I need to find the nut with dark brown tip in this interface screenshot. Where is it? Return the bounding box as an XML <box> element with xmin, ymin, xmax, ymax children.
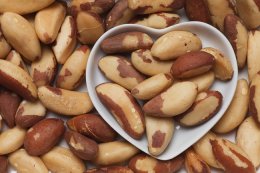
<box><xmin>101</xmin><ymin>31</ymin><xmax>153</xmax><ymax>54</ymax></box>
<box><xmin>67</xmin><ymin>114</ymin><xmax>117</xmax><ymax>142</ymax></box>
<box><xmin>24</xmin><ymin>118</ymin><xmax>65</xmax><ymax>156</ymax></box>
<box><xmin>65</xmin><ymin>130</ymin><xmax>98</xmax><ymax>161</ymax></box>
<box><xmin>6</xmin><ymin>50</ymin><xmax>28</xmax><ymax>73</ymax></box>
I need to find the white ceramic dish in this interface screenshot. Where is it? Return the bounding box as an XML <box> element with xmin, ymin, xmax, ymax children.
<box><xmin>86</xmin><ymin>21</ymin><xmax>238</xmax><ymax>160</ymax></box>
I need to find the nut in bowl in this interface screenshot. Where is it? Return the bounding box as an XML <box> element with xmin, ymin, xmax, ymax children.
<box><xmin>86</xmin><ymin>22</ymin><xmax>238</xmax><ymax>160</ymax></box>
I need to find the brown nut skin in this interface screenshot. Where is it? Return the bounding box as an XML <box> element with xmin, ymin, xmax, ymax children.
<box><xmin>0</xmin><ymin>30</ymin><xmax>11</xmax><ymax>59</ymax></box>
<box><xmin>56</xmin><ymin>45</ymin><xmax>90</xmax><ymax>90</ymax></box>
<box><xmin>129</xmin><ymin>154</ymin><xmax>184</xmax><ymax>173</ymax></box>
<box><xmin>69</xmin><ymin>0</ymin><xmax>115</xmax><ymax>15</ymax></box>
<box><xmin>15</xmin><ymin>100</ymin><xmax>46</xmax><ymax>128</ymax></box>
<box><xmin>101</xmin><ymin>31</ymin><xmax>153</xmax><ymax>54</ymax></box>
<box><xmin>98</xmin><ymin>56</ymin><xmax>146</xmax><ymax>90</ymax></box>
<box><xmin>105</xmin><ymin>0</ymin><xmax>135</xmax><ymax>30</ymax></box>
<box><xmin>96</xmin><ymin>83</ymin><xmax>145</xmax><ymax>139</ymax></box>
<box><xmin>177</xmin><ymin>90</ymin><xmax>223</xmax><ymax>127</ymax></box>
<box><xmin>210</xmin><ymin>138</ymin><xmax>256</xmax><ymax>173</ymax></box>
<box><xmin>76</xmin><ymin>11</ymin><xmax>105</xmax><ymax>45</ymax></box>
<box><xmin>236</xmin><ymin>0</ymin><xmax>260</xmax><ymax>29</ymax></box>
<box><xmin>24</xmin><ymin>118</ymin><xmax>65</xmax><ymax>156</ymax></box>
<box><xmin>184</xmin><ymin>0</ymin><xmax>211</xmax><ymax>24</ymax></box>
<box><xmin>127</xmin><ymin>0</ymin><xmax>185</xmax><ymax>14</ymax></box>
<box><xmin>6</xmin><ymin>50</ymin><xmax>28</xmax><ymax>73</ymax></box>
<box><xmin>131</xmin><ymin>49</ymin><xmax>174</xmax><ymax>76</ymax></box>
<box><xmin>224</xmin><ymin>14</ymin><xmax>248</xmax><ymax>69</ymax></box>
<box><xmin>0</xmin><ymin>60</ymin><xmax>38</xmax><ymax>101</ymax></box>
<box><xmin>0</xmin><ymin>156</ymin><xmax>8</xmax><ymax>173</ymax></box>
<box><xmin>52</xmin><ymin>16</ymin><xmax>77</xmax><ymax>64</ymax></box>
<box><xmin>0</xmin><ymin>0</ymin><xmax>55</xmax><ymax>15</ymax></box>
<box><xmin>65</xmin><ymin>130</ymin><xmax>98</xmax><ymax>161</ymax></box>
<box><xmin>35</xmin><ymin>2</ymin><xmax>66</xmax><ymax>44</ymax></box>
<box><xmin>31</xmin><ymin>46</ymin><xmax>57</xmax><ymax>87</ymax></box>
<box><xmin>0</xmin><ymin>90</ymin><xmax>21</xmax><ymax>128</ymax></box>
<box><xmin>171</xmin><ymin>51</ymin><xmax>215</xmax><ymax>79</ymax></box>
<box><xmin>130</xmin><ymin>13</ymin><xmax>180</xmax><ymax>29</ymax></box>
<box><xmin>249</xmin><ymin>72</ymin><xmax>260</xmax><ymax>124</ymax></box>
<box><xmin>85</xmin><ymin>166</ymin><xmax>134</xmax><ymax>173</ymax></box>
<box><xmin>185</xmin><ymin>149</ymin><xmax>211</xmax><ymax>173</ymax></box>
<box><xmin>1</xmin><ymin>12</ymin><xmax>41</xmax><ymax>62</ymax></box>
<box><xmin>67</xmin><ymin>114</ymin><xmax>117</xmax><ymax>142</ymax></box>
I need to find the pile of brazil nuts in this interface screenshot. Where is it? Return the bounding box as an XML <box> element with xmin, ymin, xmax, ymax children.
<box><xmin>97</xmin><ymin>29</ymin><xmax>234</xmax><ymax>155</ymax></box>
<box><xmin>0</xmin><ymin>0</ymin><xmax>259</xmax><ymax>173</ymax></box>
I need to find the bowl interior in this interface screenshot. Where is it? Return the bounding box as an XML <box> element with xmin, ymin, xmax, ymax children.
<box><xmin>86</xmin><ymin>22</ymin><xmax>238</xmax><ymax>160</ymax></box>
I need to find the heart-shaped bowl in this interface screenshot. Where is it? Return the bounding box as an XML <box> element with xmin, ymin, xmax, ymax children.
<box><xmin>86</xmin><ymin>22</ymin><xmax>238</xmax><ymax>160</ymax></box>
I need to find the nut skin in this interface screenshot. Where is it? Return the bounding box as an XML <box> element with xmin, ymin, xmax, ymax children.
<box><xmin>143</xmin><ymin>81</ymin><xmax>198</xmax><ymax>117</ymax></box>
<box><xmin>15</xmin><ymin>100</ymin><xmax>46</xmax><ymax>128</ymax></box>
<box><xmin>151</xmin><ymin>31</ymin><xmax>202</xmax><ymax>60</ymax></box>
<box><xmin>249</xmin><ymin>72</ymin><xmax>260</xmax><ymax>124</ymax></box>
<box><xmin>224</xmin><ymin>14</ymin><xmax>248</xmax><ymax>69</ymax></box>
<box><xmin>52</xmin><ymin>16</ymin><xmax>77</xmax><ymax>64</ymax></box>
<box><xmin>0</xmin><ymin>156</ymin><xmax>8</xmax><ymax>173</ymax></box>
<box><xmin>31</xmin><ymin>46</ymin><xmax>57</xmax><ymax>87</ymax></box>
<box><xmin>0</xmin><ymin>0</ymin><xmax>54</xmax><ymax>14</ymax></box>
<box><xmin>94</xmin><ymin>141</ymin><xmax>139</xmax><ymax>166</ymax></box>
<box><xmin>130</xmin><ymin>13</ymin><xmax>180</xmax><ymax>29</ymax></box>
<box><xmin>67</xmin><ymin>114</ymin><xmax>117</xmax><ymax>142</ymax></box>
<box><xmin>69</xmin><ymin>0</ymin><xmax>115</xmax><ymax>15</ymax></box>
<box><xmin>76</xmin><ymin>11</ymin><xmax>105</xmax><ymax>45</ymax></box>
<box><xmin>185</xmin><ymin>149</ymin><xmax>211</xmax><ymax>173</ymax></box>
<box><xmin>0</xmin><ymin>126</ymin><xmax>26</xmax><ymax>155</ymax></box>
<box><xmin>236</xmin><ymin>116</ymin><xmax>260</xmax><ymax>167</ymax></box>
<box><xmin>171</xmin><ymin>51</ymin><xmax>215</xmax><ymax>79</ymax></box>
<box><xmin>35</xmin><ymin>2</ymin><xmax>66</xmax><ymax>44</ymax></box>
<box><xmin>177</xmin><ymin>90</ymin><xmax>223</xmax><ymax>127</ymax></box>
<box><xmin>201</xmin><ymin>47</ymin><xmax>233</xmax><ymax>81</ymax></box>
<box><xmin>128</xmin><ymin>154</ymin><xmax>184</xmax><ymax>173</ymax></box>
<box><xmin>38</xmin><ymin>86</ymin><xmax>93</xmax><ymax>116</ymax></box>
<box><xmin>99</xmin><ymin>56</ymin><xmax>146</xmax><ymax>90</ymax></box>
<box><xmin>210</xmin><ymin>138</ymin><xmax>256</xmax><ymax>173</ymax></box>
<box><xmin>65</xmin><ymin>130</ymin><xmax>99</xmax><ymax>161</ymax></box>
<box><xmin>247</xmin><ymin>31</ymin><xmax>260</xmax><ymax>81</ymax></box>
<box><xmin>213</xmin><ymin>79</ymin><xmax>249</xmax><ymax>133</ymax></box>
<box><xmin>0</xmin><ymin>90</ymin><xmax>21</xmax><ymax>128</ymax></box>
<box><xmin>41</xmin><ymin>146</ymin><xmax>86</xmax><ymax>173</ymax></box>
<box><xmin>105</xmin><ymin>0</ymin><xmax>135</xmax><ymax>30</ymax></box>
<box><xmin>85</xmin><ymin>166</ymin><xmax>134</xmax><ymax>173</ymax></box>
<box><xmin>1</xmin><ymin>12</ymin><xmax>41</xmax><ymax>62</ymax></box>
<box><xmin>56</xmin><ymin>45</ymin><xmax>90</xmax><ymax>90</ymax></box>
<box><xmin>9</xmin><ymin>149</ymin><xmax>48</xmax><ymax>173</ymax></box>
<box><xmin>0</xmin><ymin>59</ymin><xmax>38</xmax><ymax>101</ymax></box>
<box><xmin>184</xmin><ymin>0</ymin><xmax>211</xmax><ymax>24</ymax></box>
<box><xmin>101</xmin><ymin>31</ymin><xmax>153</xmax><ymax>54</ymax></box>
<box><xmin>131</xmin><ymin>49</ymin><xmax>174</xmax><ymax>76</ymax></box>
<box><xmin>24</xmin><ymin>118</ymin><xmax>65</xmax><ymax>156</ymax></box>
<box><xmin>96</xmin><ymin>83</ymin><xmax>145</xmax><ymax>139</ymax></box>
<box><xmin>127</xmin><ymin>0</ymin><xmax>185</xmax><ymax>14</ymax></box>
<box><xmin>236</xmin><ymin>0</ymin><xmax>260</xmax><ymax>29</ymax></box>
